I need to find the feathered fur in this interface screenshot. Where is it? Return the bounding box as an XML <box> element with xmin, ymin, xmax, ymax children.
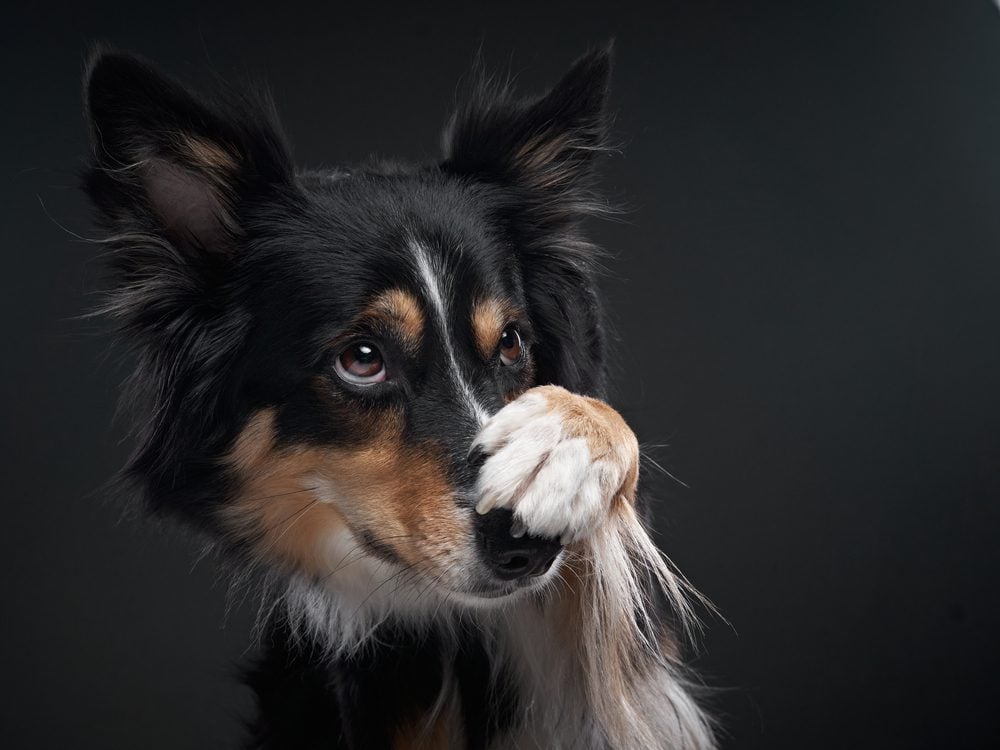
<box><xmin>82</xmin><ymin>45</ymin><xmax>717</xmax><ymax>749</ymax></box>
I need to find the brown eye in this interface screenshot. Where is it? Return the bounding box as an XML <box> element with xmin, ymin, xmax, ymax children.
<box><xmin>498</xmin><ymin>325</ymin><xmax>522</xmax><ymax>366</ymax></box>
<box><xmin>335</xmin><ymin>342</ymin><xmax>386</xmax><ymax>385</ymax></box>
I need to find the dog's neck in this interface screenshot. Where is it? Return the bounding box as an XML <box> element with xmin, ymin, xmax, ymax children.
<box><xmin>250</xmin><ymin>552</ymin><xmax>715</xmax><ymax>750</ymax></box>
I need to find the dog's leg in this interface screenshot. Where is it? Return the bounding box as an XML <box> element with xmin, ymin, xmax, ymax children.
<box><xmin>474</xmin><ymin>386</ymin><xmax>715</xmax><ymax>749</ymax></box>
<box><xmin>473</xmin><ymin>385</ymin><xmax>639</xmax><ymax>545</ymax></box>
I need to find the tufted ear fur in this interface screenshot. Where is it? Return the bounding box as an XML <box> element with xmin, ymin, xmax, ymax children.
<box><xmin>442</xmin><ymin>47</ymin><xmax>615</xmax><ymax>397</ymax></box>
<box><xmin>441</xmin><ymin>46</ymin><xmax>613</xmax><ymax>222</ymax></box>
<box><xmin>82</xmin><ymin>49</ymin><xmax>296</xmax><ymax>519</ymax></box>
<box><xmin>84</xmin><ymin>49</ymin><xmax>293</xmax><ymax>254</ymax></box>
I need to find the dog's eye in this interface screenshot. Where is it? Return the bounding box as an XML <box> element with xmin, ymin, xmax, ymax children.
<box><xmin>335</xmin><ymin>342</ymin><xmax>386</xmax><ymax>385</ymax></box>
<box><xmin>499</xmin><ymin>325</ymin><xmax>523</xmax><ymax>366</ymax></box>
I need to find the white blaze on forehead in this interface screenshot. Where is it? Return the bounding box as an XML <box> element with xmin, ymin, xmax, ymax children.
<box><xmin>411</xmin><ymin>240</ymin><xmax>490</xmax><ymax>426</ymax></box>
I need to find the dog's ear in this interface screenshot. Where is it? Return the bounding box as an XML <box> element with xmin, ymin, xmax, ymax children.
<box><xmin>84</xmin><ymin>49</ymin><xmax>293</xmax><ymax>254</ymax></box>
<box><xmin>441</xmin><ymin>46</ymin><xmax>612</xmax><ymax>214</ymax></box>
<box><xmin>442</xmin><ymin>47</ymin><xmax>614</xmax><ymax>397</ymax></box>
<box><xmin>82</xmin><ymin>51</ymin><xmax>297</xmax><ymax>500</ymax></box>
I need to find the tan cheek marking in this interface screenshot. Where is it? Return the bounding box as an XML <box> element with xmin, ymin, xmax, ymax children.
<box><xmin>366</xmin><ymin>288</ymin><xmax>424</xmax><ymax>354</ymax></box>
<box><xmin>316</xmin><ymin>443</ymin><xmax>463</xmax><ymax>575</ymax></box>
<box><xmin>536</xmin><ymin>385</ymin><xmax>641</xmax><ymax>503</ymax></box>
<box><xmin>224</xmin><ymin>407</ymin><xmax>465</xmax><ymax>578</ymax></box>
<box><xmin>223</xmin><ymin>409</ymin><xmax>348</xmax><ymax>574</ymax></box>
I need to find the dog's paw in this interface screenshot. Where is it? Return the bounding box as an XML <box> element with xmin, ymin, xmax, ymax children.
<box><xmin>473</xmin><ymin>385</ymin><xmax>639</xmax><ymax>545</ymax></box>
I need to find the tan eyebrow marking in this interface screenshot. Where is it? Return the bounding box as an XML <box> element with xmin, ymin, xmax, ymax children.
<box><xmin>357</xmin><ymin>288</ymin><xmax>425</xmax><ymax>354</ymax></box>
<box><xmin>471</xmin><ymin>296</ymin><xmax>522</xmax><ymax>360</ymax></box>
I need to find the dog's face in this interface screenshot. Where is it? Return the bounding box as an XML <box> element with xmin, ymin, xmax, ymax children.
<box><xmin>219</xmin><ymin>180</ymin><xmax>547</xmax><ymax>600</ymax></box>
<box><xmin>84</xmin><ymin>49</ymin><xmax>611</xmax><ymax>602</ymax></box>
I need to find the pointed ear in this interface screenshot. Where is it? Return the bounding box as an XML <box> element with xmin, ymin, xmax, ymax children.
<box><xmin>442</xmin><ymin>49</ymin><xmax>615</xmax><ymax>397</ymax></box>
<box><xmin>441</xmin><ymin>47</ymin><xmax>613</xmax><ymax>205</ymax></box>
<box><xmin>83</xmin><ymin>49</ymin><xmax>293</xmax><ymax>252</ymax></box>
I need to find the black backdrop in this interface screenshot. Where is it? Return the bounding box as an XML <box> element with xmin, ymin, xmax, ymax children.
<box><xmin>3</xmin><ymin>1</ymin><xmax>999</xmax><ymax>748</ymax></box>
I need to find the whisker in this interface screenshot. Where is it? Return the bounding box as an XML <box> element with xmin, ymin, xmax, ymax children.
<box><xmin>349</xmin><ymin>563</ymin><xmax>424</xmax><ymax>618</ymax></box>
<box><xmin>640</xmin><ymin>451</ymin><xmax>690</xmax><ymax>489</ymax></box>
<box><xmin>318</xmin><ymin>533</ymin><xmax>420</xmax><ymax>583</ymax></box>
<box><xmin>240</xmin><ymin>485</ymin><xmax>320</xmax><ymax>505</ymax></box>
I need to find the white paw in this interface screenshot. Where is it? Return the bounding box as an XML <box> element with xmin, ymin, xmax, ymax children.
<box><xmin>473</xmin><ymin>386</ymin><xmax>639</xmax><ymax>545</ymax></box>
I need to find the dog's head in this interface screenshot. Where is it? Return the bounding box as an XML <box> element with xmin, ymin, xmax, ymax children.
<box><xmin>83</xmin><ymin>48</ymin><xmax>612</xmax><ymax>605</ymax></box>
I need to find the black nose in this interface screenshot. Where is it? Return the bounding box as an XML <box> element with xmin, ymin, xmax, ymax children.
<box><xmin>476</xmin><ymin>509</ymin><xmax>562</xmax><ymax>581</ymax></box>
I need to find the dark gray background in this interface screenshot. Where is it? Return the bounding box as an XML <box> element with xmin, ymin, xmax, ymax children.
<box><xmin>3</xmin><ymin>1</ymin><xmax>999</xmax><ymax>747</ymax></box>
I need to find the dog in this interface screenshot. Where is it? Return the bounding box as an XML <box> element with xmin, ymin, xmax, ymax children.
<box><xmin>82</xmin><ymin>44</ymin><xmax>716</xmax><ymax>749</ymax></box>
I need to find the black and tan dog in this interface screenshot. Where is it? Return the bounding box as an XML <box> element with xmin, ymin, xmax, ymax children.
<box><xmin>82</xmin><ymin>45</ymin><xmax>715</xmax><ymax>749</ymax></box>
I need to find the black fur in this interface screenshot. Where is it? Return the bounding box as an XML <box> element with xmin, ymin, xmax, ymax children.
<box><xmin>245</xmin><ymin>621</ymin><xmax>518</xmax><ymax>750</ymax></box>
<box><xmin>84</xmin><ymin>45</ymin><xmax>621</xmax><ymax>748</ymax></box>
